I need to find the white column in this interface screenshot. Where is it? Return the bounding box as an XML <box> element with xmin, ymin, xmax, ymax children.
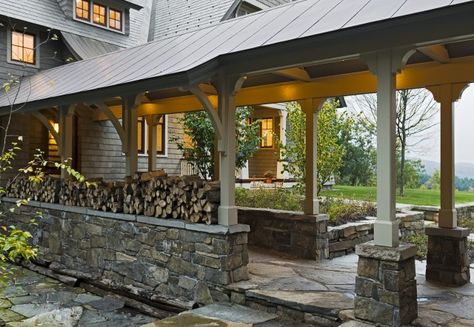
<box><xmin>428</xmin><ymin>84</ymin><xmax>468</xmax><ymax>228</ymax></box>
<box><xmin>59</xmin><ymin>105</ymin><xmax>75</xmax><ymax>179</ymax></box>
<box><xmin>374</xmin><ymin>52</ymin><xmax>399</xmax><ymax>247</ymax></box>
<box><xmin>217</xmin><ymin>77</ymin><xmax>238</xmax><ymax>226</ymax></box>
<box><xmin>123</xmin><ymin>96</ymin><xmax>138</xmax><ymax>176</ymax></box>
<box><xmin>146</xmin><ymin>115</ymin><xmax>158</xmax><ymax>172</ymax></box>
<box><xmin>299</xmin><ymin>98</ymin><xmax>324</xmax><ymax>215</ymax></box>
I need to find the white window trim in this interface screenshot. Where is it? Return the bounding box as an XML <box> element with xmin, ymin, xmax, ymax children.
<box><xmin>72</xmin><ymin>0</ymin><xmax>125</xmax><ymax>34</ymax></box>
<box><xmin>7</xmin><ymin>30</ymin><xmax>40</xmax><ymax>68</ymax></box>
<box><xmin>137</xmin><ymin>115</ymin><xmax>169</xmax><ymax>158</ymax></box>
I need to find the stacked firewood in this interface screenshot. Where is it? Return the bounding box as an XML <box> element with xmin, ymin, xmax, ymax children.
<box><xmin>59</xmin><ymin>179</ymin><xmax>90</xmax><ymax>207</ymax></box>
<box><xmin>4</xmin><ymin>176</ymin><xmax>37</xmax><ymax>199</ymax></box>
<box><xmin>4</xmin><ymin>171</ymin><xmax>220</xmax><ymax>224</ymax></box>
<box><xmin>35</xmin><ymin>175</ymin><xmax>61</xmax><ymax>203</ymax></box>
<box><xmin>87</xmin><ymin>181</ymin><xmax>124</xmax><ymax>213</ymax></box>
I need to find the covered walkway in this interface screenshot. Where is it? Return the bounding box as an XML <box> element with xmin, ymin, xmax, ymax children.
<box><xmin>2</xmin><ymin>0</ymin><xmax>474</xmax><ymax>325</ymax></box>
<box><xmin>228</xmin><ymin>247</ymin><xmax>474</xmax><ymax>326</ymax></box>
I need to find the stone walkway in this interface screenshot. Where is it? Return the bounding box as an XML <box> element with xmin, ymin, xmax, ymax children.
<box><xmin>227</xmin><ymin>247</ymin><xmax>474</xmax><ymax>326</ymax></box>
<box><xmin>0</xmin><ymin>265</ymin><xmax>156</xmax><ymax>326</ymax></box>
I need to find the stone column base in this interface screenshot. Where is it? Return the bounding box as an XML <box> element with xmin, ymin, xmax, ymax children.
<box><xmin>425</xmin><ymin>226</ymin><xmax>470</xmax><ymax>286</ymax></box>
<box><xmin>354</xmin><ymin>242</ymin><xmax>418</xmax><ymax>327</ymax></box>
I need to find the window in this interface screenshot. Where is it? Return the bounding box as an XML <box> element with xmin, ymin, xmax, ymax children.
<box><xmin>109</xmin><ymin>8</ymin><xmax>122</xmax><ymax>31</ymax></box>
<box><xmin>93</xmin><ymin>3</ymin><xmax>107</xmax><ymax>26</ymax></box>
<box><xmin>137</xmin><ymin>117</ymin><xmax>145</xmax><ymax>154</ymax></box>
<box><xmin>259</xmin><ymin>118</ymin><xmax>274</xmax><ymax>148</ymax></box>
<box><xmin>156</xmin><ymin>116</ymin><xmax>166</xmax><ymax>155</ymax></box>
<box><xmin>137</xmin><ymin>116</ymin><xmax>167</xmax><ymax>155</ymax></box>
<box><xmin>11</xmin><ymin>31</ymin><xmax>36</xmax><ymax>65</ymax></box>
<box><xmin>76</xmin><ymin>0</ymin><xmax>90</xmax><ymax>21</ymax></box>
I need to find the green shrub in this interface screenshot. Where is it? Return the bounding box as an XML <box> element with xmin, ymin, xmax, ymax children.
<box><xmin>235</xmin><ymin>188</ymin><xmax>376</xmax><ymax>226</ymax></box>
<box><xmin>235</xmin><ymin>187</ymin><xmax>303</xmax><ymax>211</ymax></box>
<box><xmin>401</xmin><ymin>233</ymin><xmax>428</xmax><ymax>259</ymax></box>
<box><xmin>459</xmin><ymin>218</ymin><xmax>474</xmax><ymax>232</ymax></box>
<box><xmin>319</xmin><ymin>197</ymin><xmax>376</xmax><ymax>226</ymax></box>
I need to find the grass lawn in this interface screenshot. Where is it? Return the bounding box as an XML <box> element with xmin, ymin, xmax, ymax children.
<box><xmin>321</xmin><ymin>185</ymin><xmax>474</xmax><ymax>206</ymax></box>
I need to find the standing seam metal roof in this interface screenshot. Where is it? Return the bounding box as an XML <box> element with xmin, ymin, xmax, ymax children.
<box><xmin>1</xmin><ymin>0</ymin><xmax>472</xmax><ymax>108</ymax></box>
<box><xmin>0</xmin><ymin>0</ymin><xmax>152</xmax><ymax>48</ymax></box>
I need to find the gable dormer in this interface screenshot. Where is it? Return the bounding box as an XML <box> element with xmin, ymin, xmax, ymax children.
<box><xmin>65</xmin><ymin>0</ymin><xmax>143</xmax><ymax>34</ymax></box>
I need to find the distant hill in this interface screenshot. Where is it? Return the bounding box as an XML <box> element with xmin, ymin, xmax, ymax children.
<box><xmin>418</xmin><ymin>160</ymin><xmax>474</xmax><ymax>179</ymax></box>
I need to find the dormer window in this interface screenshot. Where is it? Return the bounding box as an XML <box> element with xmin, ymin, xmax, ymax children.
<box><xmin>11</xmin><ymin>31</ymin><xmax>36</xmax><ymax>65</ymax></box>
<box><xmin>75</xmin><ymin>0</ymin><xmax>90</xmax><ymax>21</ymax></box>
<box><xmin>93</xmin><ymin>3</ymin><xmax>107</xmax><ymax>26</ymax></box>
<box><xmin>109</xmin><ymin>8</ymin><xmax>122</xmax><ymax>31</ymax></box>
<box><xmin>74</xmin><ymin>1</ymin><xmax>124</xmax><ymax>33</ymax></box>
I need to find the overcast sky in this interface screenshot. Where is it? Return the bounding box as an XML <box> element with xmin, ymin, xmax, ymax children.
<box><xmin>345</xmin><ymin>83</ymin><xmax>474</xmax><ymax>164</ymax></box>
<box><xmin>415</xmin><ymin>84</ymin><xmax>474</xmax><ymax>164</ymax></box>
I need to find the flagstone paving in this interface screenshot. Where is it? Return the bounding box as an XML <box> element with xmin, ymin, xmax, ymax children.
<box><xmin>0</xmin><ymin>265</ymin><xmax>156</xmax><ymax>327</ymax></box>
<box><xmin>226</xmin><ymin>247</ymin><xmax>474</xmax><ymax>326</ymax></box>
<box><xmin>2</xmin><ymin>249</ymin><xmax>474</xmax><ymax>326</ymax></box>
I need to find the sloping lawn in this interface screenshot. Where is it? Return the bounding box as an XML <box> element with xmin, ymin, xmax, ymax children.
<box><xmin>322</xmin><ymin>185</ymin><xmax>474</xmax><ymax>206</ymax></box>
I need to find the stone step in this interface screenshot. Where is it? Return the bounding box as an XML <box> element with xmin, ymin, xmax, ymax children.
<box><xmin>245</xmin><ymin>289</ymin><xmax>354</xmax><ymax>319</ymax></box>
<box><xmin>143</xmin><ymin>303</ymin><xmax>278</xmax><ymax>326</ymax></box>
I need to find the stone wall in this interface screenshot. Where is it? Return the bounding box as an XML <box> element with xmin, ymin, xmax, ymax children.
<box><xmin>328</xmin><ymin>220</ymin><xmax>374</xmax><ymax>259</ymax></box>
<box><xmin>413</xmin><ymin>203</ymin><xmax>474</xmax><ymax>223</ymax></box>
<box><xmin>1</xmin><ymin>198</ymin><xmax>249</xmax><ymax>307</ymax></box>
<box><xmin>237</xmin><ymin>207</ymin><xmax>329</xmax><ymax>260</ymax></box>
<box><xmin>328</xmin><ymin>211</ymin><xmax>425</xmax><ymax>258</ymax></box>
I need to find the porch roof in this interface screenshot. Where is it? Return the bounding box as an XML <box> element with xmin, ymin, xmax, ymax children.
<box><xmin>1</xmin><ymin>0</ymin><xmax>474</xmax><ymax>112</ymax></box>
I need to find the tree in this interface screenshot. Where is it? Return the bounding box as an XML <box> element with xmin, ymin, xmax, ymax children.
<box><xmin>280</xmin><ymin>100</ymin><xmax>352</xmax><ymax>194</ymax></box>
<box><xmin>175</xmin><ymin>106</ymin><xmax>260</xmax><ymax>180</ymax></box>
<box><xmin>0</xmin><ymin>27</ymin><xmax>86</xmax><ymax>283</ymax></box>
<box><xmin>428</xmin><ymin>169</ymin><xmax>441</xmax><ymax>190</ymax></box>
<box><xmin>353</xmin><ymin>89</ymin><xmax>438</xmax><ymax>196</ymax></box>
<box><xmin>338</xmin><ymin>115</ymin><xmax>376</xmax><ymax>186</ymax></box>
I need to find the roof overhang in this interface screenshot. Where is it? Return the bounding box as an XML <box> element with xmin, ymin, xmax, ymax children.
<box><xmin>1</xmin><ymin>1</ymin><xmax>474</xmax><ymax>113</ymax></box>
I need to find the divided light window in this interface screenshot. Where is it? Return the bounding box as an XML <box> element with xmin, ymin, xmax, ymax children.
<box><xmin>259</xmin><ymin>118</ymin><xmax>274</xmax><ymax>148</ymax></box>
<box><xmin>93</xmin><ymin>3</ymin><xmax>107</xmax><ymax>26</ymax></box>
<box><xmin>11</xmin><ymin>31</ymin><xmax>36</xmax><ymax>65</ymax></box>
<box><xmin>156</xmin><ymin>116</ymin><xmax>165</xmax><ymax>155</ymax></box>
<box><xmin>137</xmin><ymin>117</ymin><xmax>145</xmax><ymax>154</ymax></box>
<box><xmin>109</xmin><ymin>8</ymin><xmax>122</xmax><ymax>31</ymax></box>
<box><xmin>137</xmin><ymin>116</ymin><xmax>167</xmax><ymax>155</ymax></box>
<box><xmin>76</xmin><ymin>0</ymin><xmax>90</xmax><ymax>21</ymax></box>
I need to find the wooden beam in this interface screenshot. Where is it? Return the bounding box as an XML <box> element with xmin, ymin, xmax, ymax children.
<box><xmin>274</xmin><ymin>67</ymin><xmax>311</xmax><ymax>82</ymax></box>
<box><xmin>93</xmin><ymin>57</ymin><xmax>474</xmax><ymax>121</ymax></box>
<box><xmin>32</xmin><ymin>112</ymin><xmax>59</xmax><ymax>145</ymax></box>
<box><xmin>95</xmin><ymin>102</ymin><xmax>127</xmax><ymax>151</ymax></box>
<box><xmin>418</xmin><ymin>45</ymin><xmax>450</xmax><ymax>64</ymax></box>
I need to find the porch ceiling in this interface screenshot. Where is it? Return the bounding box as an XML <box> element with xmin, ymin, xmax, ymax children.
<box><xmin>1</xmin><ymin>0</ymin><xmax>474</xmax><ymax>114</ymax></box>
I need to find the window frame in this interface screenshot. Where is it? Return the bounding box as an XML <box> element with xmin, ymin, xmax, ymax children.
<box><xmin>75</xmin><ymin>0</ymin><xmax>91</xmax><ymax>22</ymax></box>
<box><xmin>73</xmin><ymin>0</ymin><xmax>125</xmax><ymax>34</ymax></box>
<box><xmin>258</xmin><ymin>117</ymin><xmax>274</xmax><ymax>149</ymax></box>
<box><xmin>108</xmin><ymin>7</ymin><xmax>123</xmax><ymax>32</ymax></box>
<box><xmin>137</xmin><ymin>117</ymin><xmax>146</xmax><ymax>154</ymax></box>
<box><xmin>92</xmin><ymin>2</ymin><xmax>107</xmax><ymax>27</ymax></box>
<box><xmin>137</xmin><ymin>115</ymin><xmax>168</xmax><ymax>157</ymax></box>
<box><xmin>8</xmin><ymin>30</ymin><xmax>38</xmax><ymax>67</ymax></box>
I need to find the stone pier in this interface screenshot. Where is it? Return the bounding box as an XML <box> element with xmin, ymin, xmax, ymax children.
<box><xmin>354</xmin><ymin>242</ymin><xmax>418</xmax><ymax>326</ymax></box>
<box><xmin>425</xmin><ymin>226</ymin><xmax>471</xmax><ymax>286</ymax></box>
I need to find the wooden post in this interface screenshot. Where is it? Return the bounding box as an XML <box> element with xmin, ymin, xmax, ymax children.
<box><xmin>146</xmin><ymin>115</ymin><xmax>158</xmax><ymax>172</ymax></box>
<box><xmin>373</xmin><ymin>51</ymin><xmax>399</xmax><ymax>247</ymax></box>
<box><xmin>216</xmin><ymin>76</ymin><xmax>240</xmax><ymax>226</ymax></box>
<box><xmin>428</xmin><ymin>83</ymin><xmax>468</xmax><ymax>228</ymax></box>
<box><xmin>123</xmin><ymin>96</ymin><xmax>138</xmax><ymax>176</ymax></box>
<box><xmin>299</xmin><ymin>98</ymin><xmax>324</xmax><ymax>215</ymax></box>
<box><xmin>59</xmin><ymin>105</ymin><xmax>75</xmax><ymax>179</ymax></box>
